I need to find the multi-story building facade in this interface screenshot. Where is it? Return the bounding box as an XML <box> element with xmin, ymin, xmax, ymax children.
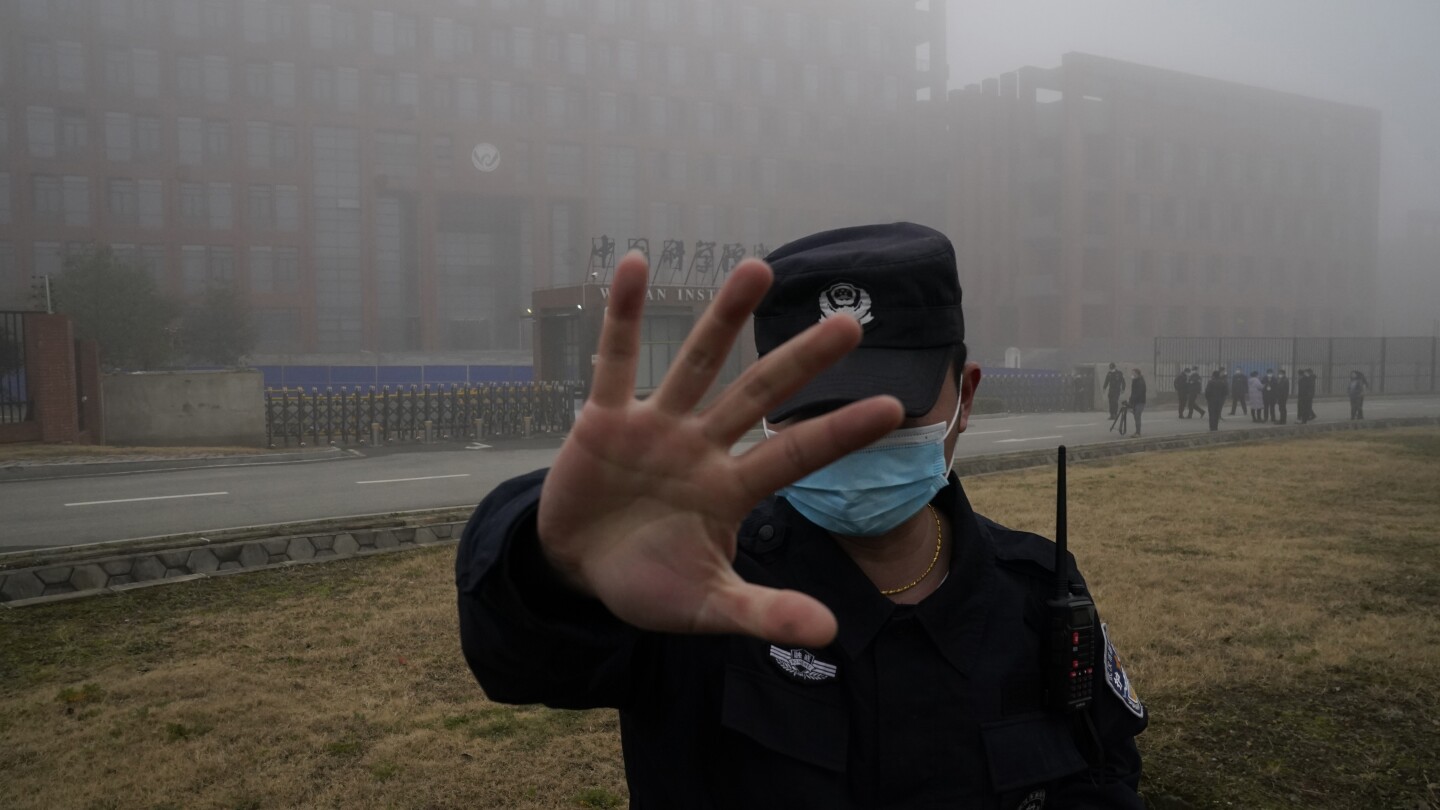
<box><xmin>949</xmin><ymin>52</ymin><xmax>1382</xmax><ymax>363</ymax></box>
<box><xmin>0</xmin><ymin>0</ymin><xmax>949</xmax><ymax>358</ymax></box>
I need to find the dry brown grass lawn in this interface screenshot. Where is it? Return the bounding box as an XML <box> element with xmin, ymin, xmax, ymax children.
<box><xmin>2</xmin><ymin>428</ymin><xmax>1438</xmax><ymax>809</ymax></box>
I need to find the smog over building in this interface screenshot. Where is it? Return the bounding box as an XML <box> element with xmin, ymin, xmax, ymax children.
<box><xmin>0</xmin><ymin>0</ymin><xmax>1436</xmax><ymax>377</ymax></box>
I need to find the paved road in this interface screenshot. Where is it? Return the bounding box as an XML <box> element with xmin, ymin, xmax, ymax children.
<box><xmin>2</xmin><ymin>395</ymin><xmax>1435</xmax><ymax>552</ymax></box>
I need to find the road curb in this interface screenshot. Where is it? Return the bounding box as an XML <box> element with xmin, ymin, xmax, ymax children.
<box><xmin>3</xmin><ymin>416</ymin><xmax>1436</xmax><ymax>608</ymax></box>
<box><xmin>0</xmin><ymin>446</ymin><xmax>355</xmax><ymax>482</ymax></box>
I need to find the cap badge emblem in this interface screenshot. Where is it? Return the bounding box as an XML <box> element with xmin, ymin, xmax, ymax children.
<box><xmin>818</xmin><ymin>282</ymin><xmax>874</xmax><ymax>326</ymax></box>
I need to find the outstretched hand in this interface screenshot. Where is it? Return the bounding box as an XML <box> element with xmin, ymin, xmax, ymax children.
<box><xmin>536</xmin><ymin>253</ymin><xmax>903</xmax><ymax>648</ymax></box>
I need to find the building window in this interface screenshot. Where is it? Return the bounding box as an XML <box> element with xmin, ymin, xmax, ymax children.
<box><xmin>138</xmin><ymin>179</ymin><xmax>164</xmax><ymax>229</ymax></box>
<box><xmin>274</xmin><ymin>124</ymin><xmax>297</xmax><ymax>165</ymax></box>
<box><xmin>206</xmin><ymin>182</ymin><xmax>232</xmax><ymax>230</ymax></box>
<box><xmin>179</xmin><ymin>181</ymin><xmax>206</xmax><ymax>226</ymax></box>
<box><xmin>104</xmin><ymin>112</ymin><xmax>132</xmax><ymax>162</ymax></box>
<box><xmin>246</xmin><ymin>62</ymin><xmax>270</xmax><ymax>101</ymax></box>
<box><xmin>247</xmin><ymin>121</ymin><xmax>272</xmax><ymax>168</ymax></box>
<box><xmin>60</xmin><ymin>110</ymin><xmax>88</xmax><ymax>156</ymax></box>
<box><xmin>433</xmin><ymin>136</ymin><xmax>452</xmax><ymax>171</ymax></box>
<box><xmin>397</xmin><ymin>73</ymin><xmax>419</xmax><ymax>112</ymax></box>
<box><xmin>275</xmin><ymin>185</ymin><xmax>299</xmax><ymax>231</ymax></box>
<box><xmin>177</xmin><ymin>56</ymin><xmax>202</xmax><ymax>99</ymax></box>
<box><xmin>243</xmin><ymin>0</ymin><xmax>270</xmax><ymax>44</ymax></box>
<box><xmin>203</xmin><ymin>55</ymin><xmax>229</xmax><ymax>102</ymax></box>
<box><xmin>133</xmin><ymin>49</ymin><xmax>160</xmax><ymax>98</ymax></box>
<box><xmin>248</xmin><ymin>184</ymin><xmax>274</xmax><ymax>229</ymax></box>
<box><xmin>57</xmin><ymin>41</ymin><xmax>86</xmax><ymax>93</ymax></box>
<box><xmin>27</xmin><ymin>42</ymin><xmax>56</xmax><ymax>90</ymax></box>
<box><xmin>27</xmin><ymin>106</ymin><xmax>57</xmax><ymax>158</ymax></box>
<box><xmin>62</xmin><ymin>175</ymin><xmax>89</xmax><ymax>226</ymax></box>
<box><xmin>456</xmin><ymin>78</ymin><xmax>481</xmax><ymax>121</ymax></box>
<box><xmin>34</xmin><ymin>175</ymin><xmax>64</xmax><ymax>223</ymax></box>
<box><xmin>177</xmin><ymin>117</ymin><xmax>202</xmax><ymax>165</ymax></box>
<box><xmin>336</xmin><ymin>67</ymin><xmax>360</xmax><ymax>111</ymax></box>
<box><xmin>108</xmin><ymin>178</ymin><xmax>138</xmax><ymax>225</ymax></box>
<box><xmin>204</xmin><ymin>120</ymin><xmax>229</xmax><ymax>164</ymax></box>
<box><xmin>106</xmin><ymin>49</ymin><xmax>133</xmax><ymax>95</ymax></box>
<box><xmin>272</xmin><ymin>62</ymin><xmax>296</xmax><ymax>107</ymax></box>
<box><xmin>374</xmin><ymin>131</ymin><xmax>417</xmax><ymax>177</ymax></box>
<box><xmin>173</xmin><ymin>0</ymin><xmax>201</xmax><ymax>37</ymax></box>
<box><xmin>133</xmin><ymin>116</ymin><xmax>160</xmax><ymax>161</ymax></box>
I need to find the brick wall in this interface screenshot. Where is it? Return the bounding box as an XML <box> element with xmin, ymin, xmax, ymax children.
<box><xmin>0</xmin><ymin>314</ymin><xmax>99</xmax><ymax>445</ymax></box>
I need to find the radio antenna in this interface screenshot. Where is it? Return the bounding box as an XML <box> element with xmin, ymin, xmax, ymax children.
<box><xmin>1055</xmin><ymin>445</ymin><xmax>1068</xmax><ymax>600</ymax></box>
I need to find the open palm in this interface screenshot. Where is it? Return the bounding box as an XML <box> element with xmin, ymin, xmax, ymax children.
<box><xmin>536</xmin><ymin>253</ymin><xmax>902</xmax><ymax>648</ymax></box>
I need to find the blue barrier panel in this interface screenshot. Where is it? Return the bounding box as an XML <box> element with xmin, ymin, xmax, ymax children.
<box><xmin>423</xmin><ymin>365</ymin><xmax>469</xmax><ymax>385</ymax></box>
<box><xmin>284</xmin><ymin>366</ymin><xmax>330</xmax><ymax>388</ymax></box>
<box><xmin>331</xmin><ymin>365</ymin><xmax>377</xmax><ymax>386</ymax></box>
<box><xmin>470</xmin><ymin>365</ymin><xmax>532</xmax><ymax>382</ymax></box>
<box><xmin>377</xmin><ymin>366</ymin><xmax>423</xmax><ymax>385</ymax></box>
<box><xmin>255</xmin><ymin>366</ymin><xmax>284</xmax><ymax>388</ymax></box>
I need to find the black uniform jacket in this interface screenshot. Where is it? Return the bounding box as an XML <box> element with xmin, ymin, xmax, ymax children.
<box><xmin>456</xmin><ymin>470</ymin><xmax>1147</xmax><ymax>809</ymax></box>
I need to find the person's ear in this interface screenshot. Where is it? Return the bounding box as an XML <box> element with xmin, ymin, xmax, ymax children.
<box><xmin>955</xmin><ymin>362</ymin><xmax>983</xmax><ymax>433</ymax></box>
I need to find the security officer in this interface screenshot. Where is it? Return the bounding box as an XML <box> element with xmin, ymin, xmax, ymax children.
<box><xmin>1275</xmin><ymin>370</ymin><xmax>1291</xmax><ymax>425</ymax></box>
<box><xmin>1104</xmin><ymin>362</ymin><xmax>1127</xmax><ymax>420</ymax></box>
<box><xmin>456</xmin><ymin>224</ymin><xmax>1147</xmax><ymax>808</ymax></box>
<box><xmin>1204</xmin><ymin>370</ymin><xmax>1228</xmax><ymax>431</ymax></box>
<box><xmin>1174</xmin><ymin>367</ymin><xmax>1190</xmax><ymax>418</ymax></box>
<box><xmin>1229</xmin><ymin>366</ymin><xmax>1248</xmax><ymax>416</ymax></box>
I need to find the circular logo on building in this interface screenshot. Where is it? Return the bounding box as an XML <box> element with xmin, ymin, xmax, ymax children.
<box><xmin>471</xmin><ymin>143</ymin><xmax>501</xmax><ymax>172</ymax></box>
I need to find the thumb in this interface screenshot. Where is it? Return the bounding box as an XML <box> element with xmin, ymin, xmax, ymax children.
<box><xmin>698</xmin><ymin>580</ymin><xmax>839</xmax><ymax>649</ymax></box>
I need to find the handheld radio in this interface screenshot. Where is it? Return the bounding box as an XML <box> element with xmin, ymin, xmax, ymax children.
<box><xmin>1045</xmin><ymin>445</ymin><xmax>1098</xmax><ymax>714</ymax></box>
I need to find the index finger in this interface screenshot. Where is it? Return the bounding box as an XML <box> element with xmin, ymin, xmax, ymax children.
<box><xmin>588</xmin><ymin>252</ymin><xmax>649</xmax><ymax>407</ymax></box>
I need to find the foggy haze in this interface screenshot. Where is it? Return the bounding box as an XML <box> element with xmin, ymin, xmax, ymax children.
<box><xmin>947</xmin><ymin>0</ymin><xmax>1440</xmax><ymax>336</ymax></box>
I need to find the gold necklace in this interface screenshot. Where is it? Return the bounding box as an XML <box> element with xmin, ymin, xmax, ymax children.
<box><xmin>879</xmin><ymin>504</ymin><xmax>943</xmax><ymax>596</ymax></box>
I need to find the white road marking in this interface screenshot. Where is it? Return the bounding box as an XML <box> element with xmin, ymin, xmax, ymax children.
<box><xmin>995</xmin><ymin>435</ymin><xmax>1064</xmax><ymax>444</ymax></box>
<box><xmin>1055</xmin><ymin>422</ymin><xmax>1104</xmax><ymax>428</ymax></box>
<box><xmin>966</xmin><ymin>429</ymin><xmax>1013</xmax><ymax>435</ymax></box>
<box><xmin>356</xmin><ymin>474</ymin><xmax>471</xmax><ymax>485</ymax></box>
<box><xmin>465</xmin><ymin>443</ymin><xmax>492</xmax><ymax>450</ymax></box>
<box><xmin>66</xmin><ymin>491</ymin><xmax>228</xmax><ymax>507</ymax></box>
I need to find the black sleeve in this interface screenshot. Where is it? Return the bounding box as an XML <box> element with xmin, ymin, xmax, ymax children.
<box><xmin>454</xmin><ymin>469</ymin><xmax>646</xmax><ymax>710</ymax></box>
<box><xmin>1050</xmin><ymin>597</ymin><xmax>1148</xmax><ymax>809</ymax></box>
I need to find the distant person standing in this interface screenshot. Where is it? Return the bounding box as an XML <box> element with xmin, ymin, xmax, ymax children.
<box><xmin>1348</xmin><ymin>370</ymin><xmax>1369</xmax><ymax>419</ymax></box>
<box><xmin>1204</xmin><ymin>370</ymin><xmax>1228</xmax><ymax>431</ymax></box>
<box><xmin>1248</xmin><ymin>371</ymin><xmax>1264</xmax><ymax>422</ymax></box>
<box><xmin>1187</xmin><ymin>369</ymin><xmax>1206</xmax><ymax>419</ymax></box>
<box><xmin>1229</xmin><ymin>367</ymin><xmax>1248</xmax><ymax>416</ymax></box>
<box><xmin>1129</xmin><ymin>368</ymin><xmax>1147</xmax><ymax>438</ymax></box>
<box><xmin>1297</xmin><ymin>369</ymin><xmax>1317</xmax><ymax>423</ymax></box>
<box><xmin>1104</xmin><ymin>362</ymin><xmax>1127</xmax><ymax>420</ymax></box>
<box><xmin>1174</xmin><ymin>367</ymin><xmax>1190</xmax><ymax>418</ymax></box>
<box><xmin>1261</xmin><ymin>370</ymin><xmax>1276</xmax><ymax>423</ymax></box>
<box><xmin>1275</xmin><ymin>370</ymin><xmax>1291</xmax><ymax>425</ymax></box>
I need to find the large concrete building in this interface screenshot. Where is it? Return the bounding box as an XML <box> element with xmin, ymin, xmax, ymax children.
<box><xmin>0</xmin><ymin>0</ymin><xmax>949</xmax><ymax>361</ymax></box>
<box><xmin>948</xmin><ymin>53</ymin><xmax>1383</xmax><ymax>364</ymax></box>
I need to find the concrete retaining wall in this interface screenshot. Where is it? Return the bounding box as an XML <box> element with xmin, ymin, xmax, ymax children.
<box><xmin>102</xmin><ymin>370</ymin><xmax>265</xmax><ymax>446</ymax></box>
<box><xmin>0</xmin><ymin>520</ymin><xmax>463</xmax><ymax>605</ymax></box>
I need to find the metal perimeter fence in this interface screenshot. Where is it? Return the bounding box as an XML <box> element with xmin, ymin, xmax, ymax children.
<box><xmin>0</xmin><ymin>312</ymin><xmax>29</xmax><ymax>424</ymax></box>
<box><xmin>1154</xmin><ymin>337</ymin><xmax>1439</xmax><ymax>396</ymax></box>
<box><xmin>978</xmin><ymin>369</ymin><xmax>1090</xmax><ymax>413</ymax></box>
<box><xmin>264</xmin><ymin>381</ymin><xmax>580</xmax><ymax>447</ymax></box>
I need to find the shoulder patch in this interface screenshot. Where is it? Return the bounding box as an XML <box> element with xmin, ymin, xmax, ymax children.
<box><xmin>1102</xmin><ymin>623</ymin><xmax>1145</xmax><ymax>719</ymax></box>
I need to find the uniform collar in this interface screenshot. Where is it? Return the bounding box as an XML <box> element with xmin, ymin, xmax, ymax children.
<box><xmin>771</xmin><ymin>474</ymin><xmax>996</xmax><ymax>676</ymax></box>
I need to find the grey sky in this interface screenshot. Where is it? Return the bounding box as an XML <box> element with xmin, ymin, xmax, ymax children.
<box><xmin>946</xmin><ymin>0</ymin><xmax>1440</xmax><ymax>238</ymax></box>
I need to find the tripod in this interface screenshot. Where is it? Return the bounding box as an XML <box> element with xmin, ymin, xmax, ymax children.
<box><xmin>1109</xmin><ymin>400</ymin><xmax>1130</xmax><ymax>436</ymax></box>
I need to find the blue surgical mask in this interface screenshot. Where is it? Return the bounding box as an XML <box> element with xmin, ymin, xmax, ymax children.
<box><xmin>764</xmin><ymin>399</ymin><xmax>961</xmax><ymax>537</ymax></box>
